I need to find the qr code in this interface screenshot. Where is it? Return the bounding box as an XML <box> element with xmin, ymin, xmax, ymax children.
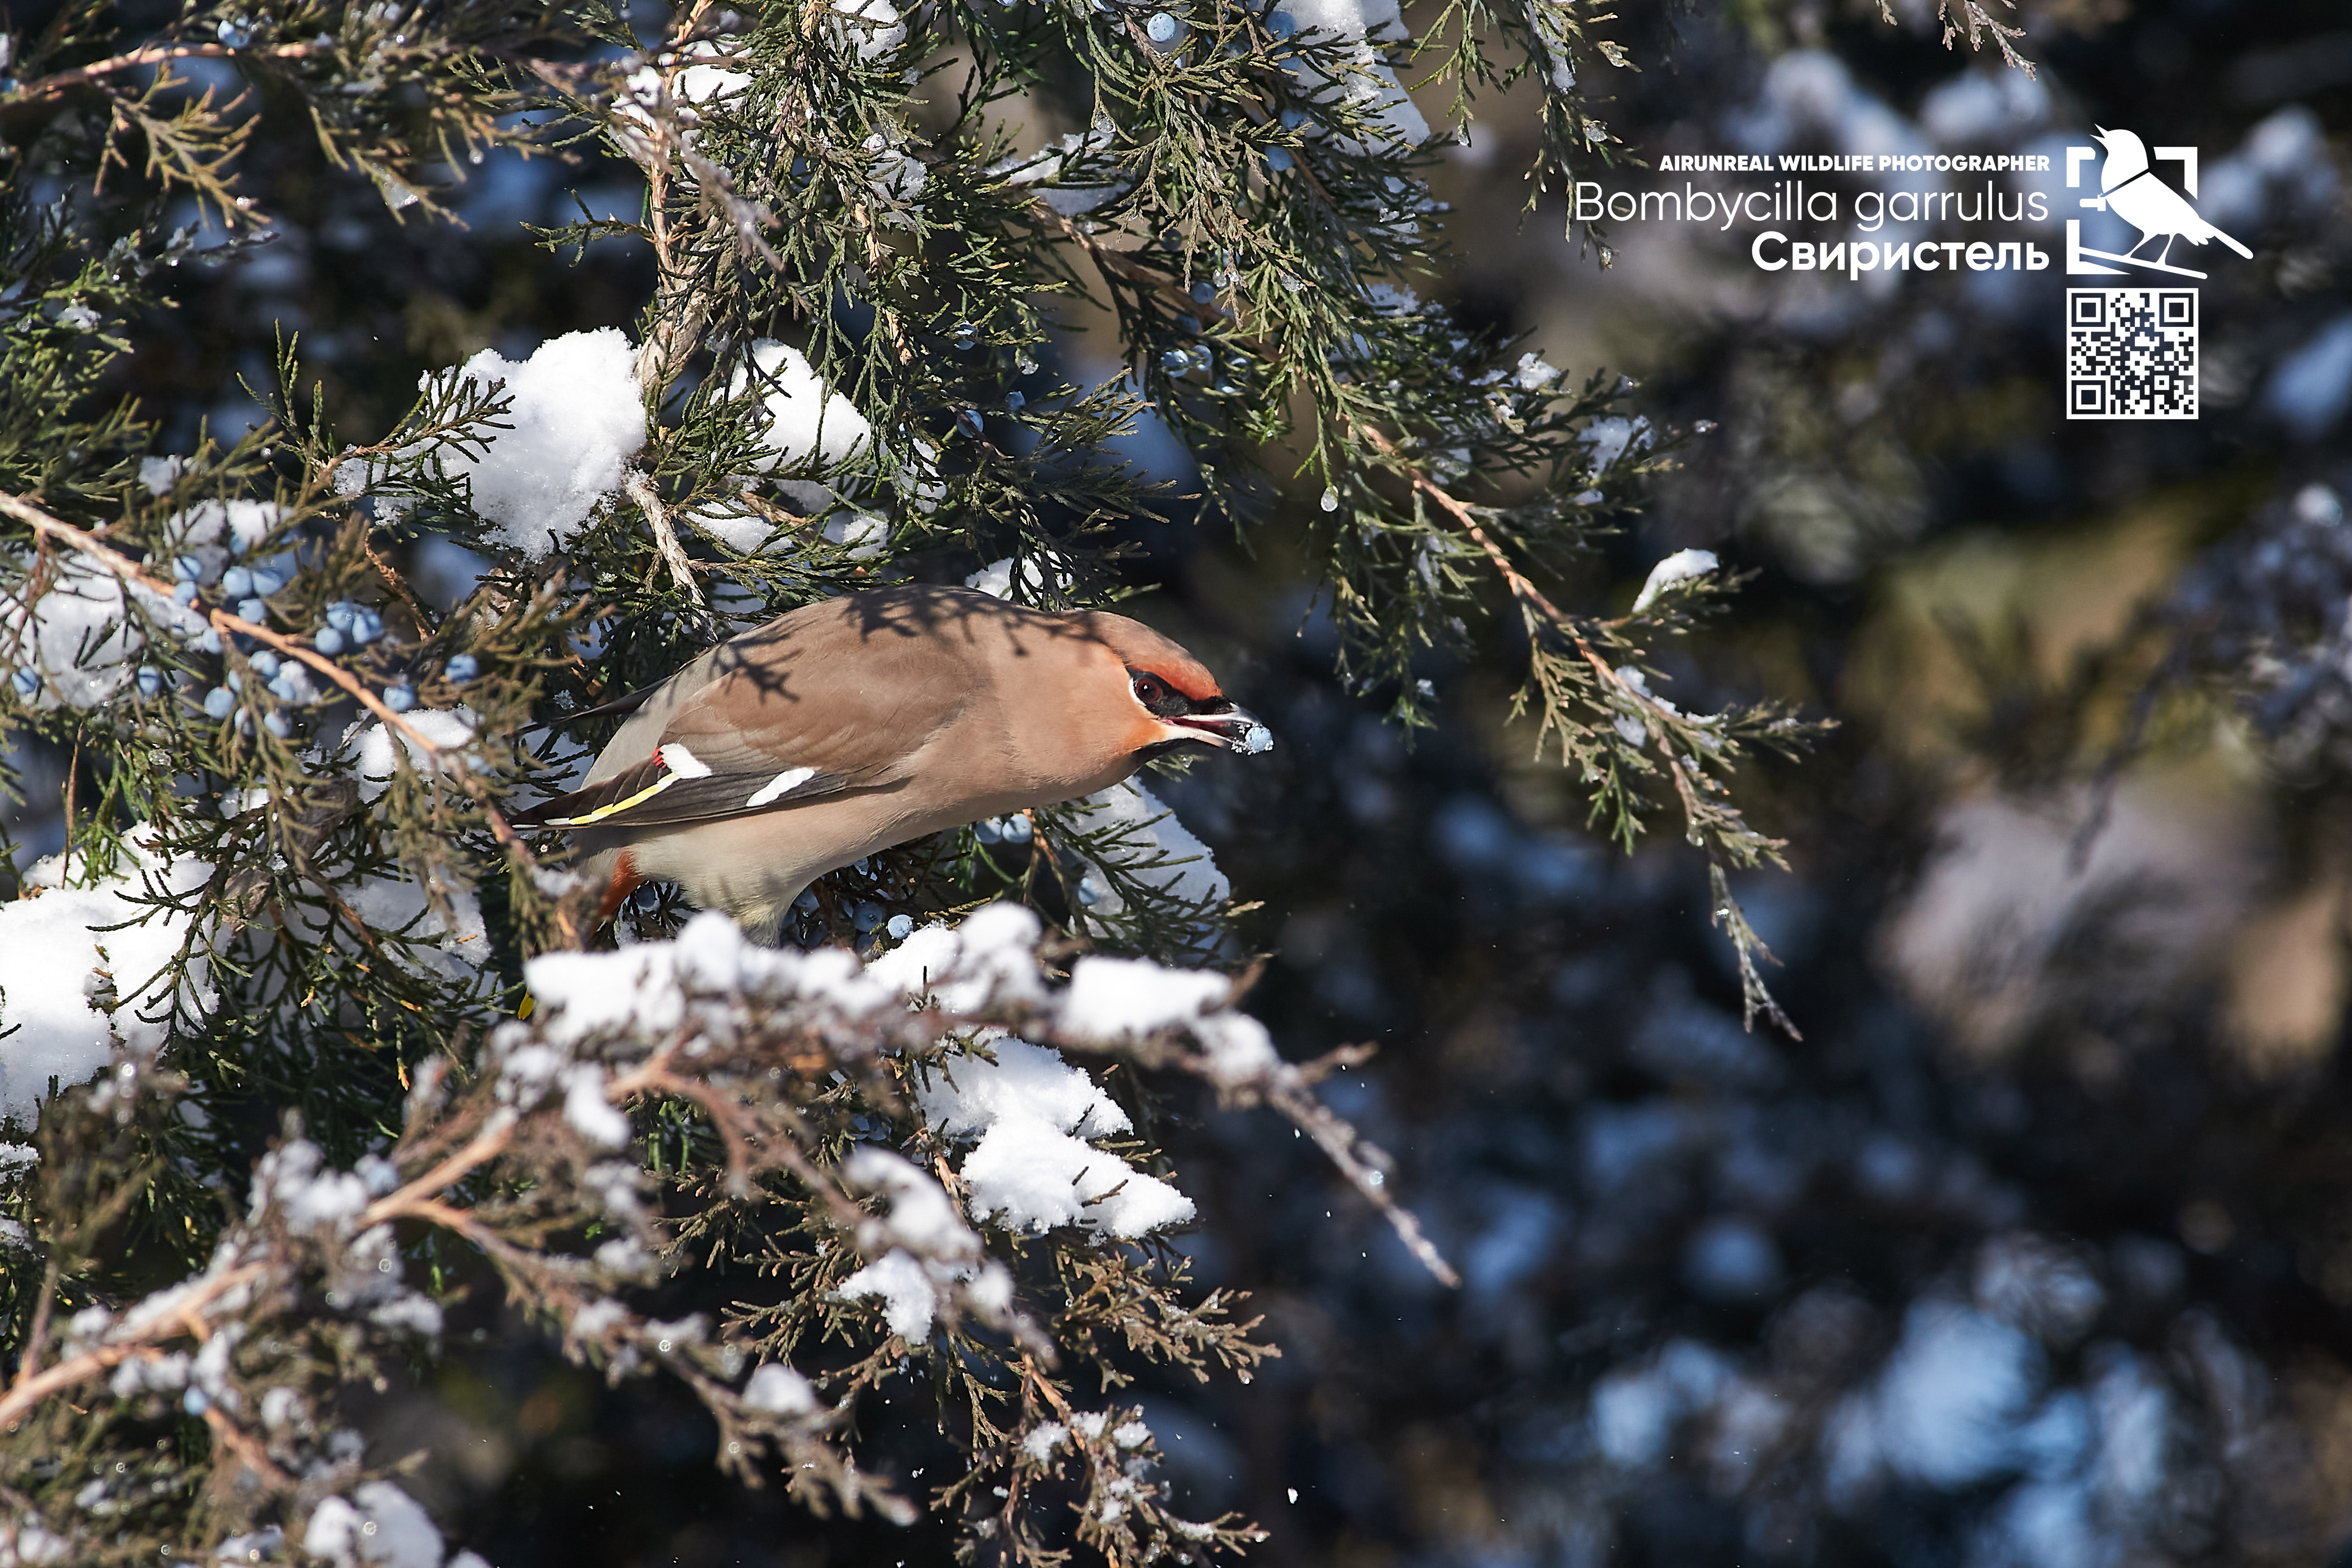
<box><xmin>2067</xmin><ymin>289</ymin><xmax>2198</xmax><ymax>420</ymax></box>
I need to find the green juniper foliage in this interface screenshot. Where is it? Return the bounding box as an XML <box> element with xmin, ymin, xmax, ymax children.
<box><xmin>0</xmin><ymin>0</ymin><xmax>2041</xmax><ymax>1557</ymax></box>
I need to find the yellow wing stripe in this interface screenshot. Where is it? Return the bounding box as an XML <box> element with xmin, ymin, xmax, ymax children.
<box><xmin>539</xmin><ymin>770</ymin><xmax>682</xmax><ymax>828</ymax></box>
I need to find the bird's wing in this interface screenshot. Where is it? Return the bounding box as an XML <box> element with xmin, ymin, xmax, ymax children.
<box><xmin>517</xmin><ymin>588</ymin><xmax>1063</xmax><ymax>831</ymax></box>
<box><xmin>508</xmin><ymin>742</ymin><xmax>882</xmax><ymax>829</ymax></box>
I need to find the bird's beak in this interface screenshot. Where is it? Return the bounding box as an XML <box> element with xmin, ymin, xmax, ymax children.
<box><xmin>1172</xmin><ymin>703</ymin><xmax>1274</xmax><ymax>755</ymax></box>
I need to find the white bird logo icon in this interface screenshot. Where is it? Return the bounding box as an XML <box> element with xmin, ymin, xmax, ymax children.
<box><xmin>2080</xmin><ymin>127</ymin><xmax>2252</xmax><ymax>272</ymax></box>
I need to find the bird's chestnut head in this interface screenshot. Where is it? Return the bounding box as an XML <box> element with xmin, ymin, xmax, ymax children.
<box><xmin>1081</xmin><ymin>610</ymin><xmax>1274</xmax><ymax>759</ymax></box>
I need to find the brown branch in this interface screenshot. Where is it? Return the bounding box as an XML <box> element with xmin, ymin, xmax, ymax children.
<box><xmin>600</xmin><ymin>1036</ymin><xmax>684</xmax><ymax>1101</ymax></box>
<box><xmin>203</xmin><ymin>1405</ymin><xmax>294</xmax><ymax>1489</ymax></box>
<box><xmin>0</xmin><ymin>1345</ymin><xmax>145</xmax><ymax>1430</ymax></box>
<box><xmin>362</xmin><ymin>1114</ymin><xmax>517</xmax><ymax>1229</ymax></box>
<box><xmin>0</xmin><ymin>493</ymin><xmax>436</xmax><ymax>746</ymax></box>
<box><xmin>645</xmin><ymin>1067</ymin><xmax>762</xmax><ymax>1200</ymax></box>
<box><xmin>362</xmin><ymin>533</ymin><xmax>433</xmax><ymax>630</ymax></box>
<box><xmin>1347</xmin><ymin>435</ymin><xmax>1803</xmax><ymax>1035</ymax></box>
<box><xmin>1262</xmin><ymin>1068</ymin><xmax>1458</xmax><ymax>1287</ymax></box>
<box><xmin>10</xmin><ymin>40</ymin><xmax>326</xmax><ymax>104</ymax></box>
<box><xmin>1358</xmin><ymin>423</ymin><xmax>1574</xmax><ymax>622</ymax></box>
<box><xmin>396</xmin><ymin>1195</ymin><xmax>493</xmax><ymax>1238</ymax></box>
<box><xmin>1039</xmin><ymin>204</ymin><xmax>1234</xmax><ymax>333</ymax></box>
<box><xmin>1353</xmin><ymin>425</ymin><xmax>1686</xmax><ymax>728</ymax></box>
<box><xmin>625</xmin><ymin>470</ymin><xmax>704</xmax><ymax>608</ymax></box>
<box><xmin>0</xmin><ymin>1263</ymin><xmax>272</xmax><ymax>1430</ymax></box>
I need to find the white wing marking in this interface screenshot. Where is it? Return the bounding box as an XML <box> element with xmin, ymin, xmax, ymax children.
<box><xmin>658</xmin><ymin>743</ymin><xmax>713</xmax><ymax>778</ymax></box>
<box><xmin>746</xmin><ymin>766</ymin><xmax>817</xmax><ymax>808</ymax></box>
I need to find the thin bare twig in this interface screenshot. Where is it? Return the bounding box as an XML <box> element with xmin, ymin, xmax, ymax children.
<box><xmin>0</xmin><ymin>1264</ymin><xmax>270</xmax><ymax>1430</ymax></box>
<box><xmin>9</xmin><ymin>41</ymin><xmax>325</xmax><ymax>104</ymax></box>
<box><xmin>362</xmin><ymin>1115</ymin><xmax>517</xmax><ymax>1229</ymax></box>
<box><xmin>625</xmin><ymin>471</ymin><xmax>704</xmax><ymax>609</ymax></box>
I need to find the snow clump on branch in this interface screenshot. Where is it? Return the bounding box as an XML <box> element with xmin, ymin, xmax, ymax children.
<box><xmin>0</xmin><ymin>826</ymin><xmax>218</xmax><ymax>1129</ymax></box>
<box><xmin>1581</xmin><ymin>414</ymin><xmax>1654</xmax><ymax>470</ymax></box>
<box><xmin>1058</xmin><ymin>778</ymin><xmax>1231</xmax><ymax>922</ymax></box>
<box><xmin>687</xmin><ymin>343</ymin><xmax>882</xmax><ymax>554</ymax></box>
<box><xmin>991</xmin><ymin>117</ymin><xmax>1129</xmax><ymax>216</ymax></box>
<box><xmin>429</xmin><ymin>328</ymin><xmax>648</xmax><ymax>559</ymax></box>
<box><xmin>1632</xmin><ymin>549</ymin><xmax>1720</xmax><ymax>613</ymax></box>
<box><xmin>834</xmin><ymin>1145</ymin><xmax>1012</xmax><ymax>1339</ymax></box>
<box><xmin>333</xmin><ymin>708</ymin><xmax>479</xmax><ymax>804</ymax></box>
<box><xmin>1275</xmin><ymin>0</ymin><xmax>1430</xmax><ymax>152</ymax></box>
<box><xmin>304</xmin><ymin>1481</ymin><xmax>487</xmax><ymax>1568</ymax></box>
<box><xmin>963</xmin><ymin>550</ymin><xmax>1075</xmax><ymax>602</ymax></box>
<box><xmin>617</xmin><ymin>39</ymin><xmax>751</xmax><ymax>131</ymax></box>
<box><xmin>506</xmin><ymin>899</ymin><xmax>1448</xmax><ymax>1296</ymax></box>
<box><xmin>828</xmin><ymin>0</ymin><xmax>907</xmax><ymax>60</ymax></box>
<box><xmin>513</xmin><ymin>905</ymin><xmax>1270</xmax><ymax>1256</ymax></box>
<box><xmin>915</xmin><ymin>1036</ymin><xmax>1131</xmax><ymax>1141</ymax></box>
<box><xmin>0</xmin><ymin>555</ymin><xmax>200</xmax><ymax>710</ymax></box>
<box><xmin>731</xmin><ymin>339</ymin><xmax>875</xmax><ymax>477</ymax></box>
<box><xmin>917</xmin><ymin>1035</ymin><xmax>1196</xmax><ymax>1240</ymax></box>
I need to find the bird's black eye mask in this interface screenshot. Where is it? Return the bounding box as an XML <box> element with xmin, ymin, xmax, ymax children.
<box><xmin>1130</xmin><ymin>670</ymin><xmax>1272</xmax><ymax>758</ymax></box>
<box><xmin>1130</xmin><ymin>669</ymin><xmax>1222</xmax><ymax>719</ymax></box>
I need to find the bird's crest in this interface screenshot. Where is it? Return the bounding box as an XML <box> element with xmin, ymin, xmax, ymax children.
<box><xmin>1079</xmin><ymin>610</ymin><xmax>1223</xmax><ymax>703</ymax></box>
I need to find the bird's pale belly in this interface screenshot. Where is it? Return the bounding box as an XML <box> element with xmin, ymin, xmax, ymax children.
<box><xmin>623</xmin><ymin>759</ymin><xmax>1139</xmax><ymax>940</ymax></box>
<box><xmin>623</xmin><ymin>808</ymin><xmax>851</xmax><ymax>941</ymax></box>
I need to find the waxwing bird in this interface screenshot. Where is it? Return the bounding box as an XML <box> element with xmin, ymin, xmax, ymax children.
<box><xmin>513</xmin><ymin>584</ymin><xmax>1272</xmax><ymax>940</ymax></box>
<box><xmin>2085</xmin><ymin>127</ymin><xmax>2253</xmax><ymax>268</ymax></box>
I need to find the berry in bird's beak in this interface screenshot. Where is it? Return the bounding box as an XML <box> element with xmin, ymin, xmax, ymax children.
<box><xmin>1172</xmin><ymin>703</ymin><xmax>1274</xmax><ymax>755</ymax></box>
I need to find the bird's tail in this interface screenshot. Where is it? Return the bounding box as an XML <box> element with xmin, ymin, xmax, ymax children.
<box><xmin>2215</xmin><ymin>229</ymin><xmax>2254</xmax><ymax>260</ymax></box>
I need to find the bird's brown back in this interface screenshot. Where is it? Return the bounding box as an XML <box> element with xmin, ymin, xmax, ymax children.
<box><xmin>663</xmin><ymin>586</ymin><xmax>1116</xmax><ymax>786</ymax></box>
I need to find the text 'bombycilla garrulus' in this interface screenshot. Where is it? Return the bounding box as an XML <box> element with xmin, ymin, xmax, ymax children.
<box><xmin>512</xmin><ymin>584</ymin><xmax>1272</xmax><ymax>940</ymax></box>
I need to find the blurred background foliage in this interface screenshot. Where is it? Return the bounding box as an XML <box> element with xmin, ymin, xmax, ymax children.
<box><xmin>9</xmin><ymin>0</ymin><xmax>2352</xmax><ymax>1561</ymax></box>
